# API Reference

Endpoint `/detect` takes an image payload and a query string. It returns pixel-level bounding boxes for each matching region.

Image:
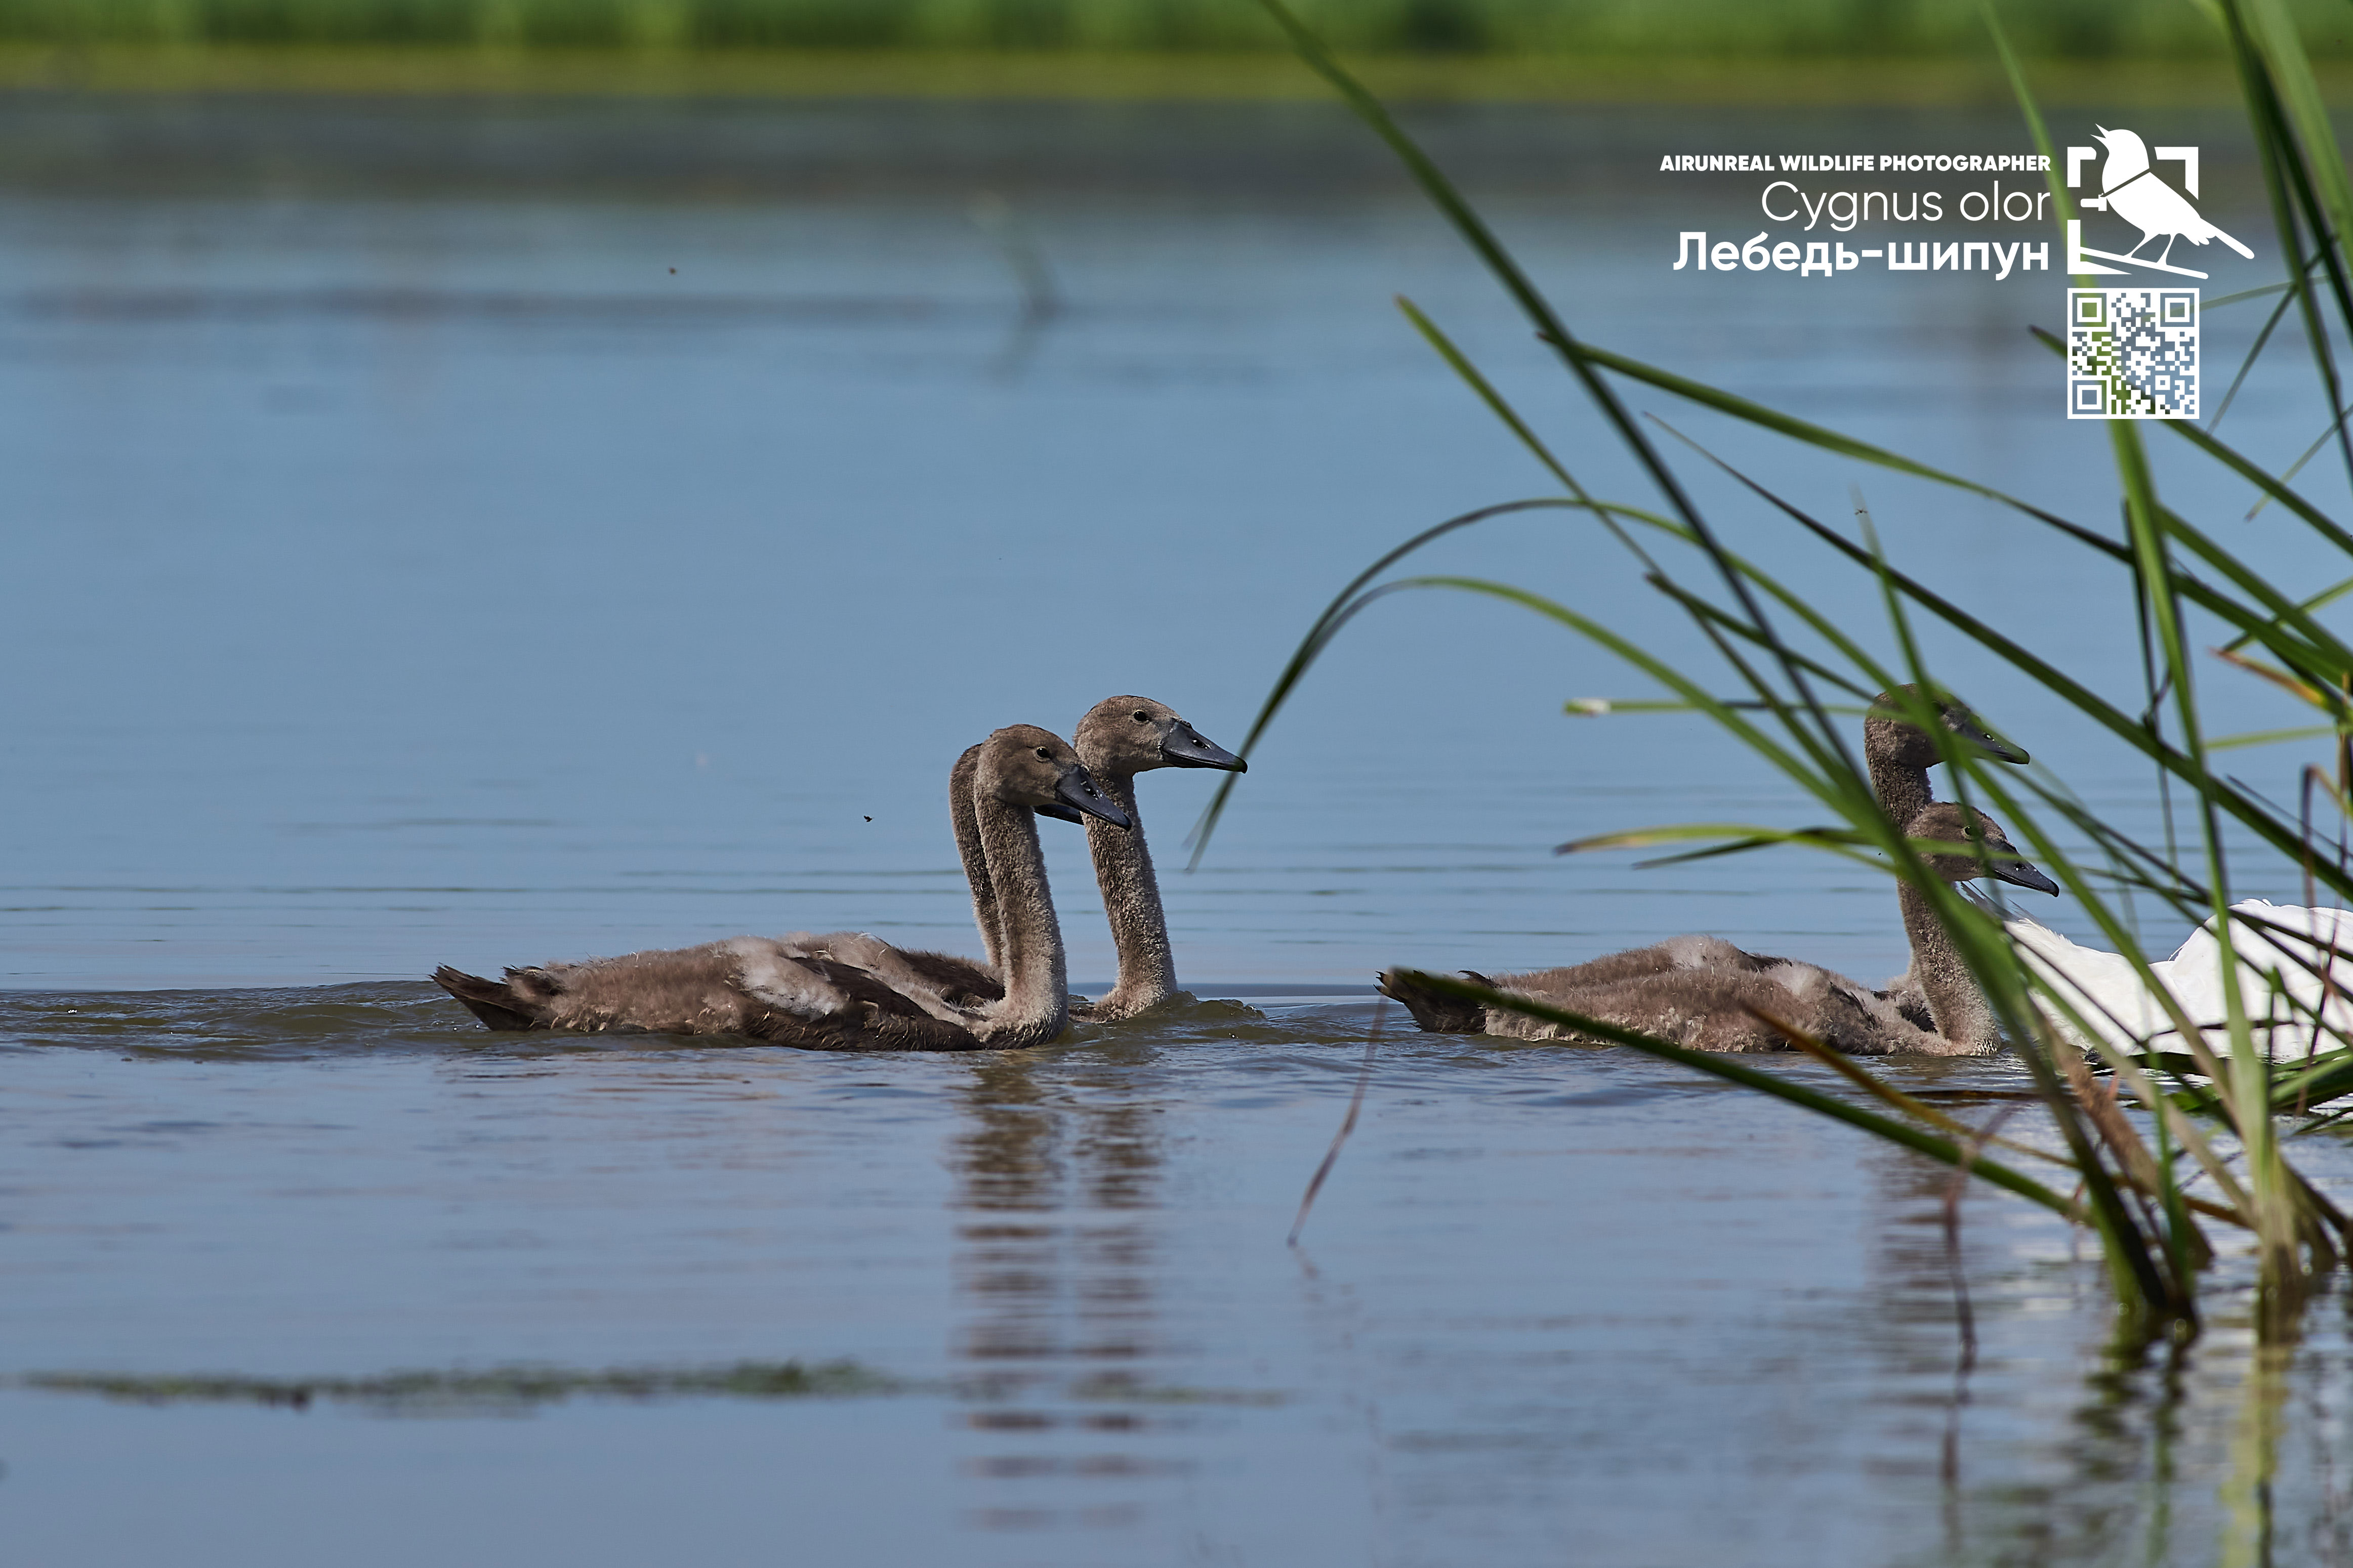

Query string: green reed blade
[1181,496,1577,864]
[1393,297,1598,519]
[2208,260,2311,432]
[1253,0,1857,780]
[1392,971,2080,1216]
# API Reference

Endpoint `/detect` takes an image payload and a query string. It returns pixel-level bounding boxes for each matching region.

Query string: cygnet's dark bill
[1160,725,1246,772]
[1056,769,1131,830]
[1954,709,2031,767]
[1991,855,2061,897]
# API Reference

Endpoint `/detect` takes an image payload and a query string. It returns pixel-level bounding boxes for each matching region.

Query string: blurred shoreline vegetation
[0,0,2348,100]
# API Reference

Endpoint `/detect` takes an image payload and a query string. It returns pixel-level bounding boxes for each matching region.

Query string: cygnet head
[1866,685,2030,770]
[1075,696,1247,779]
[1906,799,2058,897]
[976,725,1133,830]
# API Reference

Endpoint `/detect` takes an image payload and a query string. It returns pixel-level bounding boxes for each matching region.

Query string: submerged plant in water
[19,1358,903,1413]
[1201,0,2353,1342]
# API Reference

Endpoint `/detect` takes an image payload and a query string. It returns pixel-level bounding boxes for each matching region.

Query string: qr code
[2068,288,2198,419]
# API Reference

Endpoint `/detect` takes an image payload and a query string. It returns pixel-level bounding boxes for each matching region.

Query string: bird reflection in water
[950,1051,1176,1534]
[1853,1129,2353,1564]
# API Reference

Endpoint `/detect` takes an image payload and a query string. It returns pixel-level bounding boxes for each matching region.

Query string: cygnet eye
[1035,747,1052,760]
[1132,710,1150,723]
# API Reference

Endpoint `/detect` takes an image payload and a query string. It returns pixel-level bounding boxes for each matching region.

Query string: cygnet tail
[1377,969,1487,1034]
[432,965,544,1031]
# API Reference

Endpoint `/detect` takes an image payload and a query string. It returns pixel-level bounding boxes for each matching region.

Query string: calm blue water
[2,94,2350,1565]
[1,95,2326,992]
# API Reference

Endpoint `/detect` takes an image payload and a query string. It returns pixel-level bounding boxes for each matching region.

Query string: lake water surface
[5,92,2352,1565]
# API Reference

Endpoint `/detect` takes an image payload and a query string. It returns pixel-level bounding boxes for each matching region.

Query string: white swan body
[2010,899,2353,1058]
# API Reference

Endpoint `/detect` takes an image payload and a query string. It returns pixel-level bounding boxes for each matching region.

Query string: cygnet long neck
[949,746,1004,971]
[1899,880,2000,1053]
[1869,750,1934,840]
[974,789,1069,1044]
[1083,770,1176,1015]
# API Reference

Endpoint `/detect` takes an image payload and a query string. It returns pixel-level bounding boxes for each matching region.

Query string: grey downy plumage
[1381,800,2056,1055]
[935,695,1245,1022]
[432,726,1129,1049]
[1378,691,2054,1054]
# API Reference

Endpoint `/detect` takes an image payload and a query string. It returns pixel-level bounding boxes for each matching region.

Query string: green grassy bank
[1,0,2344,60]
[0,43,2328,104]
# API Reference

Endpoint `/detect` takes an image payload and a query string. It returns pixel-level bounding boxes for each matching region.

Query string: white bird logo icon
[2084,126,2253,268]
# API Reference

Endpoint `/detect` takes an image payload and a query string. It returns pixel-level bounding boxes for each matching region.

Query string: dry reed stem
[1288,1001,1384,1248]
[1944,1104,2024,1377]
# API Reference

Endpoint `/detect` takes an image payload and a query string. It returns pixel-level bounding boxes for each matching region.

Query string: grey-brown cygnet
[1379,690,2052,1055]
[433,727,1129,1049]
[1381,800,2055,1055]
[934,695,1245,1022]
